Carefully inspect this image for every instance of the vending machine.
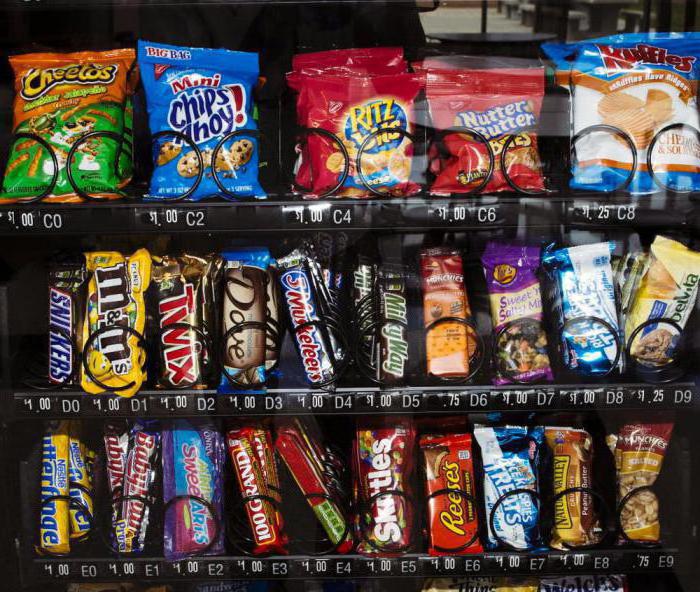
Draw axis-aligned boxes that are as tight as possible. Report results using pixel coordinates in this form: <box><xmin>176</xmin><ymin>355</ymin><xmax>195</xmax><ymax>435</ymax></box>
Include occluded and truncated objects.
<box><xmin>0</xmin><ymin>1</ymin><xmax>698</xmax><ymax>592</ymax></box>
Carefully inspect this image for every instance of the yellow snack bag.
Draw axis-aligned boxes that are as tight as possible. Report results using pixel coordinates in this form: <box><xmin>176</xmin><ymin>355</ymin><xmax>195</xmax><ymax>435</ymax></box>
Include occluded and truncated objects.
<box><xmin>39</xmin><ymin>420</ymin><xmax>70</xmax><ymax>555</ymax></box>
<box><xmin>626</xmin><ymin>236</ymin><xmax>700</xmax><ymax>367</ymax></box>
<box><xmin>81</xmin><ymin>249</ymin><xmax>151</xmax><ymax>397</ymax></box>
<box><xmin>68</xmin><ymin>421</ymin><xmax>94</xmax><ymax>540</ymax></box>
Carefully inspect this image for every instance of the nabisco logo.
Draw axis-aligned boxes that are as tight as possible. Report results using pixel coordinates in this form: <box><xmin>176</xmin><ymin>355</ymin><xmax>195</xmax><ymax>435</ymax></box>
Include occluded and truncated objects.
<box><xmin>230</xmin><ymin>437</ymin><xmax>274</xmax><ymax>544</ymax></box>
<box><xmin>597</xmin><ymin>43</ymin><xmax>696</xmax><ymax>74</ymax></box>
<box><xmin>158</xmin><ymin>283</ymin><xmax>200</xmax><ymax>386</ymax></box>
<box><xmin>280</xmin><ymin>269</ymin><xmax>323</xmax><ymax>383</ymax></box>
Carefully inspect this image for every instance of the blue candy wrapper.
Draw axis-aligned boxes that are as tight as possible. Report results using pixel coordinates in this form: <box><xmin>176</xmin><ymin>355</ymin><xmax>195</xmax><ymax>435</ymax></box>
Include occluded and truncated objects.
<box><xmin>138</xmin><ymin>40</ymin><xmax>265</xmax><ymax>201</ymax></box>
<box><xmin>542</xmin><ymin>33</ymin><xmax>700</xmax><ymax>194</ymax></box>
<box><xmin>474</xmin><ymin>425</ymin><xmax>543</xmax><ymax>550</ymax></box>
<box><xmin>543</xmin><ymin>242</ymin><xmax>620</xmax><ymax>376</ymax></box>
<box><xmin>163</xmin><ymin>419</ymin><xmax>225</xmax><ymax>560</ymax></box>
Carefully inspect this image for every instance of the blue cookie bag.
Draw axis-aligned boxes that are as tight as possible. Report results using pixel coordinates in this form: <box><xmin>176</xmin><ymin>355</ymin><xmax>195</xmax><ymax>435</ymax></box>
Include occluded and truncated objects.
<box><xmin>138</xmin><ymin>40</ymin><xmax>265</xmax><ymax>200</ymax></box>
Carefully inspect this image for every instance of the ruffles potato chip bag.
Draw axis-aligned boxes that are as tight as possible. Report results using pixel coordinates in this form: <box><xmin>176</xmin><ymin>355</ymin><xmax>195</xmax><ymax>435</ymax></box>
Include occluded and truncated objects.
<box><xmin>543</xmin><ymin>33</ymin><xmax>700</xmax><ymax>194</ymax></box>
<box><xmin>1</xmin><ymin>49</ymin><xmax>136</xmax><ymax>203</ymax></box>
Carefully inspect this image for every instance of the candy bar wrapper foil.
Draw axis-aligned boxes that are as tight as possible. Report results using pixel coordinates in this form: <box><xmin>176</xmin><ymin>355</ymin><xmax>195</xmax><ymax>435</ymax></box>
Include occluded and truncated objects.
<box><xmin>481</xmin><ymin>242</ymin><xmax>552</xmax><ymax>385</ymax></box>
<box><xmin>420</xmin><ymin>247</ymin><xmax>475</xmax><ymax>379</ymax></box>
<box><xmin>39</xmin><ymin>420</ymin><xmax>71</xmax><ymax>555</ymax></box>
<box><xmin>355</xmin><ymin>418</ymin><xmax>416</xmax><ymax>555</ymax></box>
<box><xmin>378</xmin><ymin>267</ymin><xmax>409</xmax><ymax>385</ymax></box>
<box><xmin>48</xmin><ymin>259</ymin><xmax>86</xmax><ymax>386</ymax></box>
<box><xmin>81</xmin><ymin>249</ymin><xmax>152</xmax><ymax>397</ymax></box>
<box><xmin>114</xmin><ymin>420</ymin><xmax>160</xmax><ymax>554</ymax></box>
<box><xmin>220</xmin><ymin>248</ymin><xmax>275</xmax><ymax>390</ymax></box>
<box><xmin>163</xmin><ymin>419</ymin><xmax>225</xmax><ymax>560</ymax></box>
<box><xmin>544</xmin><ymin>427</ymin><xmax>601</xmax><ymax>549</ymax></box>
<box><xmin>422</xmin><ymin>578</ymin><xmax>538</xmax><ymax>592</ymax></box>
<box><xmin>609</xmin><ymin>422</ymin><xmax>673</xmax><ymax>544</ymax></box>
<box><xmin>276</xmin><ymin>421</ymin><xmax>353</xmax><ymax>553</ymax></box>
<box><xmin>227</xmin><ymin>424</ymin><xmax>288</xmax><ymax>555</ymax></box>
<box><xmin>542</xmin><ymin>242</ymin><xmax>620</xmax><ymax>377</ymax></box>
<box><xmin>420</xmin><ymin>433</ymin><xmax>482</xmax><ymax>555</ymax></box>
<box><xmin>626</xmin><ymin>236</ymin><xmax>700</xmax><ymax>368</ymax></box>
<box><xmin>474</xmin><ymin>425</ymin><xmax>543</xmax><ymax>550</ymax></box>
<box><xmin>152</xmin><ymin>254</ymin><xmax>211</xmax><ymax>389</ymax></box>
<box><xmin>68</xmin><ymin>421</ymin><xmax>95</xmax><ymax>540</ymax></box>
<box><xmin>278</xmin><ymin>248</ymin><xmax>337</xmax><ymax>386</ymax></box>
<box><xmin>540</xmin><ymin>575</ymin><xmax>629</xmax><ymax>592</ymax></box>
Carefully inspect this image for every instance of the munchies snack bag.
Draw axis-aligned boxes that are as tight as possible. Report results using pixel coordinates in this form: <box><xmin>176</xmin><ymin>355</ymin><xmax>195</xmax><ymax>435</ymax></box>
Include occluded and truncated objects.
<box><xmin>1</xmin><ymin>49</ymin><xmax>136</xmax><ymax>203</ymax></box>
<box><xmin>543</xmin><ymin>33</ymin><xmax>700</xmax><ymax>194</ymax></box>
<box><xmin>288</xmin><ymin>48</ymin><xmax>422</xmax><ymax>198</ymax></box>
<box><xmin>423</xmin><ymin>67</ymin><xmax>546</xmax><ymax>195</ymax></box>
<box><xmin>138</xmin><ymin>40</ymin><xmax>264</xmax><ymax>200</ymax></box>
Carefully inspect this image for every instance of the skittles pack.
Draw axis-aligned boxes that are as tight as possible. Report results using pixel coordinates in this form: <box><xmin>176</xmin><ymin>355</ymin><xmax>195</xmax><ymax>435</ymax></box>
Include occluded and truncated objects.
<box><xmin>138</xmin><ymin>40</ymin><xmax>264</xmax><ymax>201</ymax></box>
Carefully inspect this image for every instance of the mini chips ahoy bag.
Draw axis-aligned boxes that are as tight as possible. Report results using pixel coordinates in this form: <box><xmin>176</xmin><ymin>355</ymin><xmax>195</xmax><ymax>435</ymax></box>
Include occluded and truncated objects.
<box><xmin>543</xmin><ymin>33</ymin><xmax>700</xmax><ymax>194</ymax></box>
<box><xmin>138</xmin><ymin>40</ymin><xmax>264</xmax><ymax>201</ymax></box>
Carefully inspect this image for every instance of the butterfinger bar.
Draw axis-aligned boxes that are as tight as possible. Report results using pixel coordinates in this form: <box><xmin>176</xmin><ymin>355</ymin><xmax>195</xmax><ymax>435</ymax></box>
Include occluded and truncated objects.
<box><xmin>39</xmin><ymin>421</ymin><xmax>71</xmax><ymax>555</ymax></box>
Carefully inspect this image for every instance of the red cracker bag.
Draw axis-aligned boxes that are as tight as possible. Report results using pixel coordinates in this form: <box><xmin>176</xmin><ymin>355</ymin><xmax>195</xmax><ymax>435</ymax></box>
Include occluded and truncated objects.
<box><xmin>292</xmin><ymin>47</ymin><xmax>407</xmax><ymax>76</ymax></box>
<box><xmin>289</xmin><ymin>72</ymin><xmax>423</xmax><ymax>198</ymax></box>
<box><xmin>426</xmin><ymin>68</ymin><xmax>546</xmax><ymax>195</ymax></box>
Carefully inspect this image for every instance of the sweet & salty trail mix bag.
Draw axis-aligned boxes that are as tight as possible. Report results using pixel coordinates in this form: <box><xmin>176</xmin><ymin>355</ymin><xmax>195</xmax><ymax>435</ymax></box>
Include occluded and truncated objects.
<box><xmin>1</xmin><ymin>49</ymin><xmax>136</xmax><ymax>203</ymax></box>
<box><xmin>138</xmin><ymin>40</ymin><xmax>264</xmax><ymax>201</ymax></box>
<box><xmin>543</xmin><ymin>32</ymin><xmax>700</xmax><ymax>194</ymax></box>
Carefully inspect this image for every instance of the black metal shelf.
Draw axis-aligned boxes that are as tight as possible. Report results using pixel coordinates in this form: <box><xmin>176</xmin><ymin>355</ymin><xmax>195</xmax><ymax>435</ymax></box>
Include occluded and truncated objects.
<box><xmin>25</xmin><ymin>548</ymin><xmax>683</xmax><ymax>584</ymax></box>
<box><xmin>10</xmin><ymin>382</ymin><xmax>698</xmax><ymax>419</ymax></box>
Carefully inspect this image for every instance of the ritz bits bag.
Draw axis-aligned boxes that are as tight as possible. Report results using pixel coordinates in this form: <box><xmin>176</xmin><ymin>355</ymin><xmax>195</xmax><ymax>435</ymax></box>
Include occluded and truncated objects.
<box><xmin>1</xmin><ymin>49</ymin><xmax>136</xmax><ymax>203</ymax></box>
<box><xmin>288</xmin><ymin>49</ymin><xmax>423</xmax><ymax>198</ymax></box>
<box><xmin>138</xmin><ymin>40</ymin><xmax>264</xmax><ymax>201</ymax></box>
<box><xmin>423</xmin><ymin>68</ymin><xmax>545</xmax><ymax>195</ymax></box>
<box><xmin>543</xmin><ymin>33</ymin><xmax>700</xmax><ymax>194</ymax></box>
<box><xmin>81</xmin><ymin>250</ymin><xmax>151</xmax><ymax>398</ymax></box>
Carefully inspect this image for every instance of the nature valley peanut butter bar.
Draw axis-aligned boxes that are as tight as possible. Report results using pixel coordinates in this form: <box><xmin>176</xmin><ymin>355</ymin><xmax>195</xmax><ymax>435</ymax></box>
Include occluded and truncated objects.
<box><xmin>2</xmin><ymin>49</ymin><xmax>136</xmax><ymax>203</ymax></box>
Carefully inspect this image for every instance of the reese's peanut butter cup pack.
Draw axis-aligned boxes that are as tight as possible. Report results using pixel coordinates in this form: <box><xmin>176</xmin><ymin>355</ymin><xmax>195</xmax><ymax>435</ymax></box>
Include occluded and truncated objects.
<box><xmin>2</xmin><ymin>49</ymin><xmax>136</xmax><ymax>203</ymax></box>
<box><xmin>138</xmin><ymin>40</ymin><xmax>264</xmax><ymax>201</ymax></box>
<box><xmin>422</xmin><ymin>67</ymin><xmax>546</xmax><ymax>195</ymax></box>
<box><xmin>543</xmin><ymin>33</ymin><xmax>700</xmax><ymax>194</ymax></box>
<box><xmin>288</xmin><ymin>48</ymin><xmax>423</xmax><ymax>198</ymax></box>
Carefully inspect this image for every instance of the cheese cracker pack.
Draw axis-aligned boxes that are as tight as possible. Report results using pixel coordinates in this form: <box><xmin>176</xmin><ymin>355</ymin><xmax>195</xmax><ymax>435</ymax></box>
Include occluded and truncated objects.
<box><xmin>1</xmin><ymin>49</ymin><xmax>136</xmax><ymax>203</ymax></box>
<box><xmin>543</xmin><ymin>33</ymin><xmax>700</xmax><ymax>194</ymax></box>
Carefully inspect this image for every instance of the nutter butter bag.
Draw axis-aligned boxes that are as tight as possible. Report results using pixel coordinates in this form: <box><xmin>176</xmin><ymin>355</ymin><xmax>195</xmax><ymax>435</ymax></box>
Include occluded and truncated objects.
<box><xmin>545</xmin><ymin>427</ymin><xmax>601</xmax><ymax>549</ymax></box>
<box><xmin>482</xmin><ymin>242</ymin><xmax>552</xmax><ymax>385</ymax></box>
<box><xmin>424</xmin><ymin>68</ymin><xmax>545</xmax><ymax>195</ymax></box>
<box><xmin>81</xmin><ymin>249</ymin><xmax>151</xmax><ymax>397</ymax></box>
<box><xmin>543</xmin><ymin>33</ymin><xmax>700</xmax><ymax>194</ymax></box>
<box><xmin>626</xmin><ymin>236</ymin><xmax>700</xmax><ymax>370</ymax></box>
<box><xmin>48</xmin><ymin>259</ymin><xmax>87</xmax><ymax>386</ymax></box>
<box><xmin>163</xmin><ymin>419</ymin><xmax>225</xmax><ymax>560</ymax></box>
<box><xmin>152</xmin><ymin>254</ymin><xmax>216</xmax><ymax>389</ymax></box>
<box><xmin>420</xmin><ymin>433</ymin><xmax>482</xmax><ymax>555</ymax></box>
<box><xmin>39</xmin><ymin>420</ymin><xmax>71</xmax><ymax>555</ymax></box>
<box><xmin>1</xmin><ymin>49</ymin><xmax>136</xmax><ymax>203</ymax></box>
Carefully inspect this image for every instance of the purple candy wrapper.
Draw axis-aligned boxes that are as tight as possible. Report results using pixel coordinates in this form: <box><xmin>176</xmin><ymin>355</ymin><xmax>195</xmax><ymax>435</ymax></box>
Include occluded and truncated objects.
<box><xmin>163</xmin><ymin>419</ymin><xmax>225</xmax><ymax>560</ymax></box>
<box><xmin>482</xmin><ymin>242</ymin><xmax>553</xmax><ymax>385</ymax></box>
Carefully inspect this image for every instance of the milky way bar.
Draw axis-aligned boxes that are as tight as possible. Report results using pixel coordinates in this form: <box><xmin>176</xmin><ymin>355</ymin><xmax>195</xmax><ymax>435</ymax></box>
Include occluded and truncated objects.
<box><xmin>48</xmin><ymin>260</ymin><xmax>86</xmax><ymax>386</ymax></box>
<box><xmin>378</xmin><ymin>267</ymin><xmax>409</xmax><ymax>385</ymax></box>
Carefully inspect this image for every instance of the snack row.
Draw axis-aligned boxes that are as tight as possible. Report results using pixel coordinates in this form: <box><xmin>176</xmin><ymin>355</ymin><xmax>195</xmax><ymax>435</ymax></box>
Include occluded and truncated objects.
<box><xmin>38</xmin><ymin>416</ymin><xmax>674</xmax><ymax>558</ymax></box>
<box><xmin>42</xmin><ymin>234</ymin><xmax>700</xmax><ymax>395</ymax></box>
<box><xmin>3</xmin><ymin>34</ymin><xmax>700</xmax><ymax>202</ymax></box>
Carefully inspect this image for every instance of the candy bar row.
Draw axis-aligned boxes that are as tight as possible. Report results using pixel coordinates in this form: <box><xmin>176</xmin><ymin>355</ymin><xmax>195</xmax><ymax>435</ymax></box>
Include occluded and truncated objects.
<box><xmin>3</xmin><ymin>36</ymin><xmax>700</xmax><ymax>203</ymax></box>
<box><xmin>36</xmin><ymin>415</ymin><xmax>675</xmax><ymax>559</ymax></box>
<box><xmin>39</xmin><ymin>234</ymin><xmax>700</xmax><ymax>394</ymax></box>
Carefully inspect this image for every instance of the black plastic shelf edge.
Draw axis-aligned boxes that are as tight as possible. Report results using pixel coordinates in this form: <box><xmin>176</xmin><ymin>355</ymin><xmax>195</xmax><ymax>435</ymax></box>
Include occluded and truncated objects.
<box><xmin>26</xmin><ymin>549</ymin><xmax>683</xmax><ymax>583</ymax></box>
<box><xmin>10</xmin><ymin>383</ymin><xmax>698</xmax><ymax>419</ymax></box>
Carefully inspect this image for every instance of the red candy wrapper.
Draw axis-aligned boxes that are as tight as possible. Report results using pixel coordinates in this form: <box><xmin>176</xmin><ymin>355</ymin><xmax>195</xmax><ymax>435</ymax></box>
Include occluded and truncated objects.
<box><xmin>227</xmin><ymin>425</ymin><xmax>287</xmax><ymax>555</ymax></box>
<box><xmin>425</xmin><ymin>68</ymin><xmax>545</xmax><ymax>195</ymax></box>
<box><xmin>276</xmin><ymin>419</ymin><xmax>354</xmax><ymax>554</ymax></box>
<box><xmin>288</xmin><ymin>51</ymin><xmax>423</xmax><ymax>198</ymax></box>
<box><xmin>354</xmin><ymin>418</ymin><xmax>416</xmax><ymax>555</ymax></box>
<box><xmin>420</xmin><ymin>433</ymin><xmax>482</xmax><ymax>555</ymax></box>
